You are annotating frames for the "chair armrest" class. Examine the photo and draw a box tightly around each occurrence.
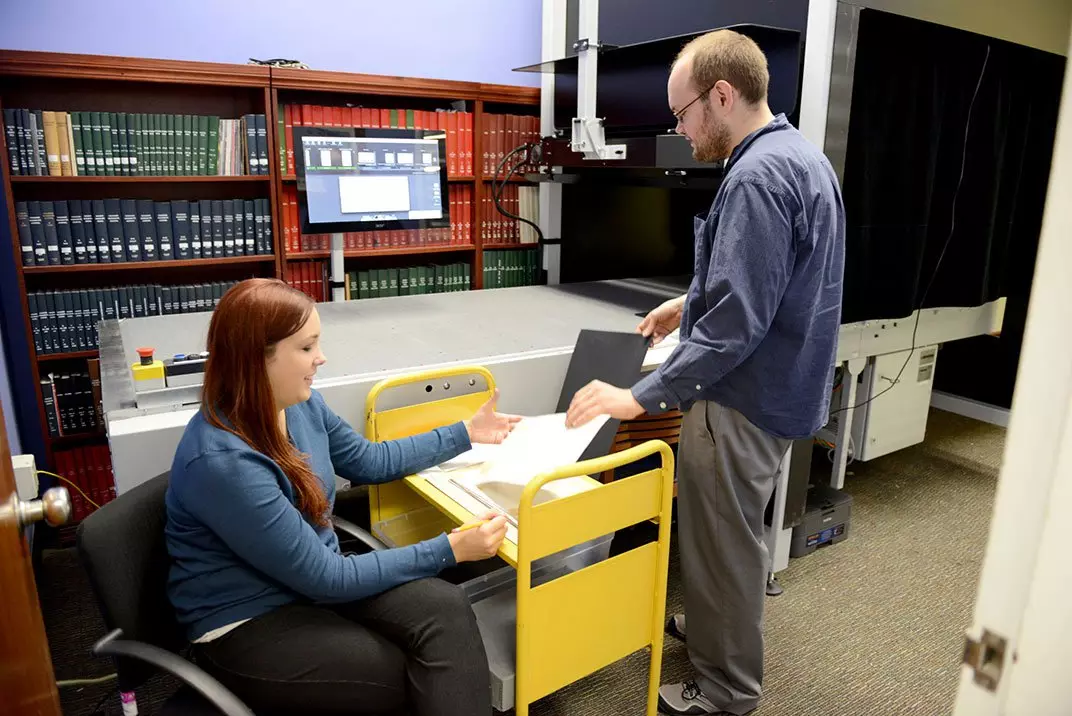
[93,629,255,716]
[331,514,388,552]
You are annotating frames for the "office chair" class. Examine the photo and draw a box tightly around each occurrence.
[76,472,386,715]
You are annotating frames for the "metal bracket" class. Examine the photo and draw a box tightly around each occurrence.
[962,628,1008,691]
[570,0,627,161]
[570,118,627,160]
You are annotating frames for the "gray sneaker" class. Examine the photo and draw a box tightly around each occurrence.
[657,680,731,715]
[665,613,686,642]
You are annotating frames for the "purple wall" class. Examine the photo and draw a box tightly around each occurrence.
[0,0,542,87]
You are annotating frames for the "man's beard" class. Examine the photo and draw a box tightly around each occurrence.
[692,106,732,162]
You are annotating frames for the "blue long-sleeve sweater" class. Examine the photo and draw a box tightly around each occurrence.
[165,389,470,641]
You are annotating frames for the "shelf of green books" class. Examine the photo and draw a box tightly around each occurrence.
[11,175,271,184]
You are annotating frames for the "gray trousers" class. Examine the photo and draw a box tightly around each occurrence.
[678,401,789,715]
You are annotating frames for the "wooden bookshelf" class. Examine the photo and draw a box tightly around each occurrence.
[0,49,540,477]
[11,175,270,184]
[0,50,281,474]
[485,175,534,184]
[343,244,475,259]
[48,431,106,446]
[483,243,540,250]
[23,255,274,274]
[269,70,538,296]
[38,350,98,362]
[279,174,476,183]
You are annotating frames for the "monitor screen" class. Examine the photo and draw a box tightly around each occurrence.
[294,127,449,234]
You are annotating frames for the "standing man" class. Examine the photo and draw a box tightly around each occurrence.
[566,29,845,716]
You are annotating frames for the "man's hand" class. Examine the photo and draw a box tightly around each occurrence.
[465,389,522,444]
[637,295,686,345]
[565,380,644,428]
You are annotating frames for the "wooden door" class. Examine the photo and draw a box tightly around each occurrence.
[953,18,1072,714]
[0,403,62,716]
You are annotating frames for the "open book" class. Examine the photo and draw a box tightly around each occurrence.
[417,413,611,544]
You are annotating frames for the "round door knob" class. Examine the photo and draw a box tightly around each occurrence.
[15,487,72,531]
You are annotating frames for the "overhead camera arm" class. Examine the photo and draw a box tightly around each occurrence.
[569,0,627,161]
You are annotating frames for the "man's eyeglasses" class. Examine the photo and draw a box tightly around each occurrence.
[673,83,717,122]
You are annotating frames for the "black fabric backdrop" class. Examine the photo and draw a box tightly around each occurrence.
[841,10,1064,325]
[841,10,1065,408]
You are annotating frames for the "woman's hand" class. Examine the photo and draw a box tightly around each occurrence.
[447,511,509,562]
[464,390,522,444]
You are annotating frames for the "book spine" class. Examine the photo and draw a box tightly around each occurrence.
[115,113,129,176]
[255,114,268,175]
[197,115,208,176]
[199,199,213,258]
[190,202,202,259]
[166,114,176,176]
[3,109,19,175]
[278,104,286,175]
[28,293,43,354]
[70,201,89,265]
[41,111,61,175]
[211,200,224,257]
[104,199,126,263]
[119,199,140,262]
[223,199,236,257]
[91,200,110,264]
[243,200,256,255]
[55,111,71,175]
[232,198,245,256]
[136,199,158,262]
[183,114,193,175]
[79,111,96,176]
[172,200,191,260]
[101,112,115,176]
[130,113,142,176]
[208,117,219,175]
[70,111,85,176]
[260,198,273,255]
[88,112,103,176]
[155,201,174,261]
[15,201,34,267]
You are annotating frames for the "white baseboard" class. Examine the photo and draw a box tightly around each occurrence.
[931,390,1010,427]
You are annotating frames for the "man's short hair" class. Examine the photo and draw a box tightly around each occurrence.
[676,29,769,105]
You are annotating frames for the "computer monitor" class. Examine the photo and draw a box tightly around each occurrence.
[293,127,449,234]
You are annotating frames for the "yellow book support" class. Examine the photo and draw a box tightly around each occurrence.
[364,365,674,716]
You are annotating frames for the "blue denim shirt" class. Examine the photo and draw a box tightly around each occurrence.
[632,114,845,439]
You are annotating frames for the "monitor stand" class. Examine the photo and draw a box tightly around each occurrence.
[329,232,345,302]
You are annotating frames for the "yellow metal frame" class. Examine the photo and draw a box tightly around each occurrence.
[364,366,674,715]
[516,441,674,716]
[364,365,496,528]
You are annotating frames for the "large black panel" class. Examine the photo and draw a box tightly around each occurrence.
[560,183,711,285]
[551,24,802,137]
[840,9,1063,323]
[566,0,808,54]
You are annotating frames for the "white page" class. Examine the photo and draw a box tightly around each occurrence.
[418,413,610,541]
[474,413,608,487]
[422,442,503,472]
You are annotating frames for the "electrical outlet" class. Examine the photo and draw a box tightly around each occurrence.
[11,454,38,501]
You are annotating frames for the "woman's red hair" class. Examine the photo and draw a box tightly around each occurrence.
[201,278,329,524]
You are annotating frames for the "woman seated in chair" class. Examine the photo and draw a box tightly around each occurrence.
[165,277,514,716]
